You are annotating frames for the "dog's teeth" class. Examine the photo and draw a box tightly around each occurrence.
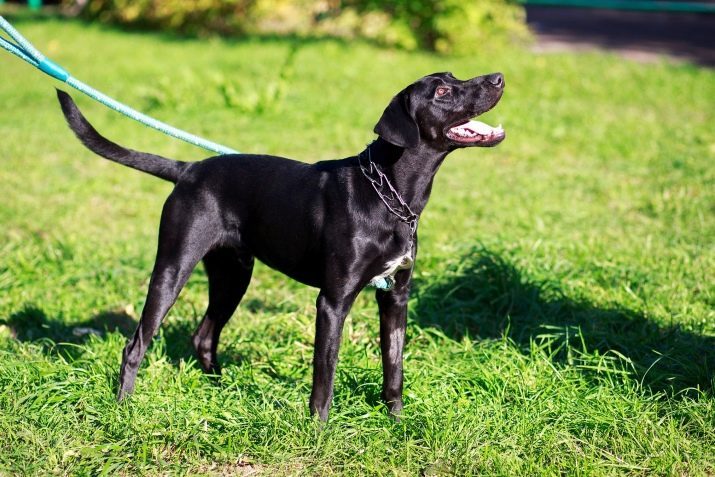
[452,120,504,140]
[450,124,487,139]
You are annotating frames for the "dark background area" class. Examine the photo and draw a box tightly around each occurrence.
[526,6,715,65]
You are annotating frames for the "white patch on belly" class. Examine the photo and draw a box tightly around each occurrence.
[382,252,413,276]
[370,249,413,289]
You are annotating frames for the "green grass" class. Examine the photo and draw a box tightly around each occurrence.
[1,11,714,476]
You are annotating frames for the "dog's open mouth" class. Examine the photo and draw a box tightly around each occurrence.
[446,120,505,146]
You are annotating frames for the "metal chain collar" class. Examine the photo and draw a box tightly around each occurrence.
[357,145,418,237]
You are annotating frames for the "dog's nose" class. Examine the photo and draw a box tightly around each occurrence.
[487,73,504,88]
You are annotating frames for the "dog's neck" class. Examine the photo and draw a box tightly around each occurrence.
[365,138,449,216]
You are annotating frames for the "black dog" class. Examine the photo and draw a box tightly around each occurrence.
[56,71,505,421]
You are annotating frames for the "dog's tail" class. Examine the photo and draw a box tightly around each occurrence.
[56,89,188,183]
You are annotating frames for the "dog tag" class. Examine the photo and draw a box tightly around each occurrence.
[370,276,395,291]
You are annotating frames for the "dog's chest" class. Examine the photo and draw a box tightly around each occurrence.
[369,247,414,290]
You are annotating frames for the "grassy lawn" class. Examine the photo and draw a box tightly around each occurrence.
[1,11,714,476]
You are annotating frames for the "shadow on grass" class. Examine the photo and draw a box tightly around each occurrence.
[4,245,712,398]
[411,245,714,397]
[2,305,200,367]
[2,303,301,385]
[3,306,135,344]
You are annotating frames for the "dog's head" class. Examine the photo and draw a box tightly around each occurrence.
[374,72,505,150]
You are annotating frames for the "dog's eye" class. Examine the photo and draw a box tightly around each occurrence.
[435,86,451,97]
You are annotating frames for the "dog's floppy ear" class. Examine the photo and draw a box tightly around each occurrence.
[374,89,419,149]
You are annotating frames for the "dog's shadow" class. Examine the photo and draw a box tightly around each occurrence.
[2,306,200,367]
[411,246,713,397]
[2,301,303,386]
[4,306,135,347]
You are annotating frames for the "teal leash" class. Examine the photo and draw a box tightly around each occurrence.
[0,16,239,155]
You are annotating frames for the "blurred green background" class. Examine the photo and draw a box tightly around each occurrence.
[64,0,530,53]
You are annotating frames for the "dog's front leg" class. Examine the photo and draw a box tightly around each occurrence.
[309,289,358,421]
[375,267,413,418]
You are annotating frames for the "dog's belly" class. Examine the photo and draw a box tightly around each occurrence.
[244,226,323,288]
[254,250,323,288]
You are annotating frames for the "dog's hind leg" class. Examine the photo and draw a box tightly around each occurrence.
[192,248,254,375]
[117,196,216,400]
